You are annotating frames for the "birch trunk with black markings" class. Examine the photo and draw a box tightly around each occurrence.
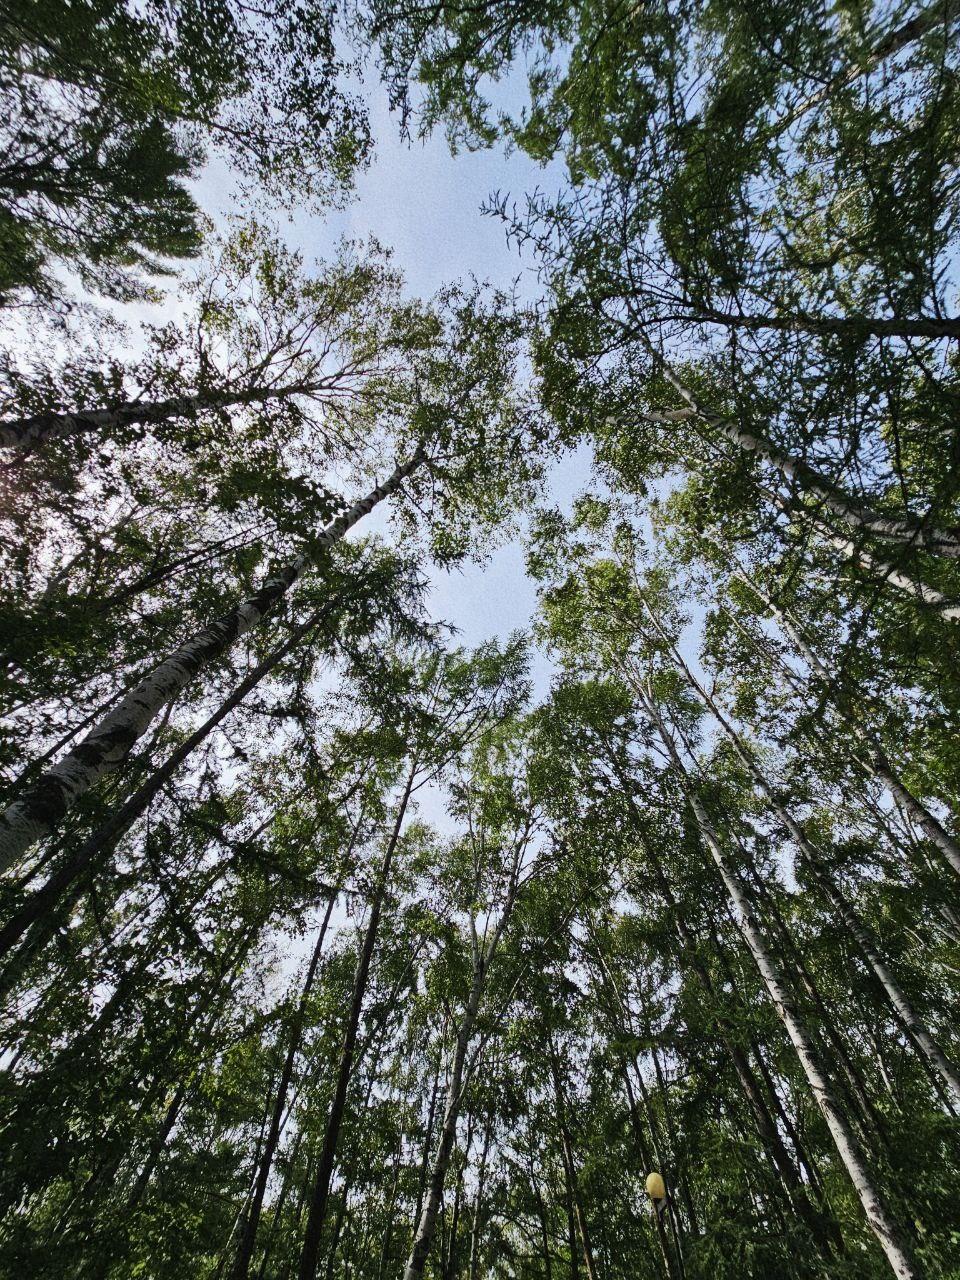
[0,450,424,870]
[639,688,918,1280]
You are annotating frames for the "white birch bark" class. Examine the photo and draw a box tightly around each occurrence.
[828,535,960,618]
[0,450,424,870]
[638,689,918,1280]
[646,607,960,1109]
[713,417,960,559]
[632,379,960,560]
[760,487,960,617]
[742,577,960,875]
[0,381,326,450]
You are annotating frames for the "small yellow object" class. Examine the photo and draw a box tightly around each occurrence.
[645,1172,666,1201]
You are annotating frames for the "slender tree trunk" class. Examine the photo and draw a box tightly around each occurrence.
[747,1030,824,1193]
[63,954,253,1264]
[710,933,830,1196]
[621,1059,679,1280]
[763,479,960,614]
[596,918,705,1255]
[444,1150,464,1280]
[468,1120,492,1280]
[648,607,960,1108]
[0,380,328,451]
[402,963,485,1280]
[622,1074,680,1280]
[414,1053,443,1230]
[0,451,424,870]
[123,1083,188,1214]
[0,609,331,970]
[549,1050,600,1280]
[775,790,960,1108]
[0,921,256,1220]
[680,938,844,1248]
[874,754,960,874]
[644,1027,697,1247]
[621,1069,655,1171]
[402,855,524,1280]
[320,1061,383,1280]
[531,1165,554,1280]
[376,1139,404,1280]
[639,379,960,558]
[296,766,416,1280]
[828,532,960,615]
[231,892,338,1280]
[319,1187,349,1280]
[640,690,918,1280]
[651,1202,678,1280]
[597,743,839,1250]
[1,693,123,805]
[734,862,893,1148]
[558,1147,580,1280]
[733,576,960,875]
[253,1129,304,1280]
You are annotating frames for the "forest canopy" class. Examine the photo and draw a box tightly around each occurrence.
[1,2,960,1279]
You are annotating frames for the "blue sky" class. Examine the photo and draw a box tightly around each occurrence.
[198,76,587,845]
[193,74,588,696]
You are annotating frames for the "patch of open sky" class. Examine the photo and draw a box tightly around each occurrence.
[184,67,588,685]
[187,69,591,848]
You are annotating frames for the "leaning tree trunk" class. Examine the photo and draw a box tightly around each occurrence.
[600,742,841,1250]
[765,481,960,611]
[637,363,960,559]
[825,532,960,618]
[527,1147,555,1280]
[743,734,960,1109]
[0,380,326,451]
[560,1147,580,1280]
[376,1122,406,1280]
[621,1064,696,1279]
[733,575,960,876]
[668,897,842,1250]
[0,450,424,871]
[0,607,332,969]
[643,604,960,1109]
[639,690,918,1280]
[252,1129,304,1280]
[600,942,698,1243]
[296,767,416,1280]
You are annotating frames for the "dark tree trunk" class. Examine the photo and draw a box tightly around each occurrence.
[296,766,416,1280]
[231,891,339,1280]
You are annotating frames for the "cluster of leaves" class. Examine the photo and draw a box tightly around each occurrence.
[0,0,371,302]
[2,2,960,1279]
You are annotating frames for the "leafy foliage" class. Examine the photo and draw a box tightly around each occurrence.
[2,3,960,1280]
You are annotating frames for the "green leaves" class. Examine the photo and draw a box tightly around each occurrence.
[0,0,372,305]
[4,1,960,1275]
